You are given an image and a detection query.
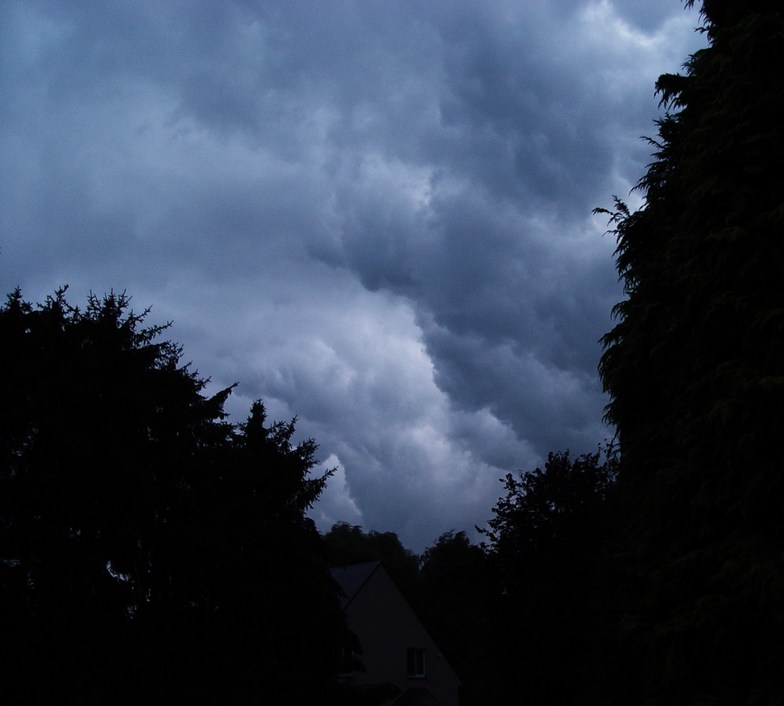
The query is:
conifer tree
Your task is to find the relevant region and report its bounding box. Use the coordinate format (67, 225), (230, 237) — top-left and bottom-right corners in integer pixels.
(597, 2), (784, 702)
(0, 288), (352, 704)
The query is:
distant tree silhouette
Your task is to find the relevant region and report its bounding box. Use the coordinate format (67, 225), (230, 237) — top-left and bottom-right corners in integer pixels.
(323, 522), (420, 603)
(596, 1), (784, 702)
(418, 531), (500, 706)
(0, 288), (354, 704)
(481, 449), (618, 706)
(483, 449), (617, 580)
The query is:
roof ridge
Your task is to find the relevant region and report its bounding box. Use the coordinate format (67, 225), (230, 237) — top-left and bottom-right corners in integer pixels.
(330, 561), (382, 609)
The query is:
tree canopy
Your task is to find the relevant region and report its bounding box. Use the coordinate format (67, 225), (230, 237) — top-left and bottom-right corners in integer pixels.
(0, 288), (352, 704)
(323, 522), (420, 601)
(596, 1), (784, 702)
(480, 449), (618, 706)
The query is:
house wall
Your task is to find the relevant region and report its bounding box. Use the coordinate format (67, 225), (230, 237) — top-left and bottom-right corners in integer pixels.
(343, 566), (460, 706)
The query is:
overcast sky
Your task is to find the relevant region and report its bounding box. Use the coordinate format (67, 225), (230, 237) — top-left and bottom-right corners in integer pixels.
(1, 0), (706, 550)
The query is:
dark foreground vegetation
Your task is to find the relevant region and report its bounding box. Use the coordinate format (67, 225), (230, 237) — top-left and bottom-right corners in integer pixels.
(0, 300), (612, 702)
(0, 288), (358, 704)
(2, 1), (783, 704)
(591, 1), (784, 702)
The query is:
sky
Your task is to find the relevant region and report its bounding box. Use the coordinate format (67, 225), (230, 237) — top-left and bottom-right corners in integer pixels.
(0, 0), (707, 551)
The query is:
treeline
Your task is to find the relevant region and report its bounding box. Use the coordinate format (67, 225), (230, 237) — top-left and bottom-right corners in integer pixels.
(0, 284), (615, 706)
(0, 282), (615, 705)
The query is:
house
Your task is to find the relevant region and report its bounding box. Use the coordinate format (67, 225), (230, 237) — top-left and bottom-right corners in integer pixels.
(331, 562), (460, 706)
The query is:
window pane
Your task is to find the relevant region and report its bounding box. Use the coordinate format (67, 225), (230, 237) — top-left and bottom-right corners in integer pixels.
(406, 648), (426, 677)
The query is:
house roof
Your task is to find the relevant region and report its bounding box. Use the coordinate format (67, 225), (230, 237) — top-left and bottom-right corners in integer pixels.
(330, 561), (380, 609)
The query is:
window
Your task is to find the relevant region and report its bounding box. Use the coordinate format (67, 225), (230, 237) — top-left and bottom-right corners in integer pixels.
(406, 647), (426, 678)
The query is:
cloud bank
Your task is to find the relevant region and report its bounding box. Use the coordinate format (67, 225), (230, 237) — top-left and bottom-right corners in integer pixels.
(0, 0), (705, 549)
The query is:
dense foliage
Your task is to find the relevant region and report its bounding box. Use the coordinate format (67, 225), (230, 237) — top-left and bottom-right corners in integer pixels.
(596, 1), (784, 702)
(0, 288), (352, 704)
(324, 522), (421, 602)
(481, 449), (619, 706)
(418, 531), (499, 706)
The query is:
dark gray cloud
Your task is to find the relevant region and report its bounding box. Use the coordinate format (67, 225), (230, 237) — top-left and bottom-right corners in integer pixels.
(0, 0), (705, 550)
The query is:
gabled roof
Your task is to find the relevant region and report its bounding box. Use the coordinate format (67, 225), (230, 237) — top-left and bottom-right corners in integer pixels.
(330, 561), (461, 705)
(330, 561), (381, 609)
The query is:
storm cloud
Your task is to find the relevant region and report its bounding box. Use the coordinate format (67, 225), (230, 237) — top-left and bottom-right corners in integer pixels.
(0, 0), (706, 549)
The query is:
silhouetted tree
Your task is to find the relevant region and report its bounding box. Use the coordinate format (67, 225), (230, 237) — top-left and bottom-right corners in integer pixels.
(0, 288), (353, 704)
(419, 531), (499, 706)
(596, 1), (784, 702)
(324, 522), (420, 604)
(481, 448), (618, 706)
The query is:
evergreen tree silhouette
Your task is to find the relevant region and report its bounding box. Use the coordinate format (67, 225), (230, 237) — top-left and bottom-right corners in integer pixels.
(596, 2), (784, 702)
(0, 288), (355, 704)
